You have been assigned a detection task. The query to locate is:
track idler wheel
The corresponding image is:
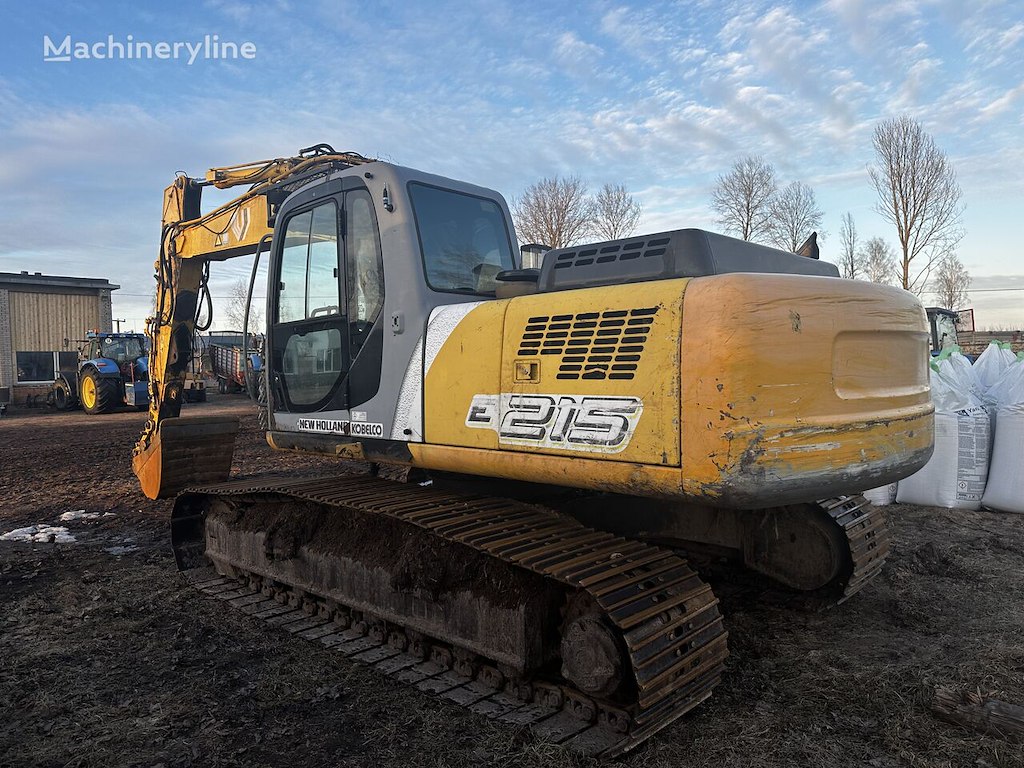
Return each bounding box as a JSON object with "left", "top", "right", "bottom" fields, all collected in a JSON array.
[
  {"left": 560, "top": 594, "right": 627, "bottom": 699},
  {"left": 741, "top": 504, "right": 850, "bottom": 592}
]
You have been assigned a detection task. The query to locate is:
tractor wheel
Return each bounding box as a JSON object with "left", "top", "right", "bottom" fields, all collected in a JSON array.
[
  {"left": 53, "top": 381, "right": 75, "bottom": 411},
  {"left": 218, "top": 378, "right": 228, "bottom": 395},
  {"left": 80, "top": 371, "right": 121, "bottom": 415}
]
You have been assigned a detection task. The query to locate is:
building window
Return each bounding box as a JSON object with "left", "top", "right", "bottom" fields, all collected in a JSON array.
[
  {"left": 16, "top": 352, "right": 56, "bottom": 383},
  {"left": 13, "top": 351, "right": 77, "bottom": 383},
  {"left": 58, "top": 352, "right": 78, "bottom": 373}
]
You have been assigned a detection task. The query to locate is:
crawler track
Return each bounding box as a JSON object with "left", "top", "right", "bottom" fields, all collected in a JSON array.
[
  {"left": 819, "top": 495, "right": 891, "bottom": 603},
  {"left": 172, "top": 475, "right": 730, "bottom": 756}
]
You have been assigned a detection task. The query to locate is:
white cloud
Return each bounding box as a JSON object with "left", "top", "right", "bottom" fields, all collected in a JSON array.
[
  {"left": 976, "top": 83, "right": 1024, "bottom": 122},
  {"left": 555, "top": 31, "right": 604, "bottom": 62},
  {"left": 996, "top": 22, "right": 1024, "bottom": 51},
  {"left": 888, "top": 55, "right": 943, "bottom": 111},
  {"left": 1, "top": 0, "right": 1023, "bottom": 327}
]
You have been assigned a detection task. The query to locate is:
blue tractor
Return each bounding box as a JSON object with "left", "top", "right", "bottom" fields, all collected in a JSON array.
[{"left": 50, "top": 332, "right": 150, "bottom": 414}]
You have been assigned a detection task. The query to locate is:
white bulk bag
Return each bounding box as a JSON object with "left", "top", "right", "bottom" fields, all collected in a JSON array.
[
  {"left": 985, "top": 357, "right": 1024, "bottom": 408},
  {"left": 896, "top": 367, "right": 991, "bottom": 510},
  {"left": 934, "top": 347, "right": 984, "bottom": 404},
  {"left": 974, "top": 341, "right": 1016, "bottom": 393},
  {"left": 981, "top": 361, "right": 1024, "bottom": 514},
  {"left": 939, "top": 347, "right": 997, "bottom": 453},
  {"left": 862, "top": 484, "right": 898, "bottom": 506}
]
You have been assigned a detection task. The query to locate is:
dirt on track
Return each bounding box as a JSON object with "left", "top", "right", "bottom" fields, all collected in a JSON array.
[{"left": 1, "top": 396, "right": 1023, "bottom": 768}]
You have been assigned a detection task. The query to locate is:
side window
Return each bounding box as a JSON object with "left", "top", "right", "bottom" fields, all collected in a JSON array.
[
  {"left": 276, "top": 203, "right": 341, "bottom": 322},
  {"left": 346, "top": 190, "right": 384, "bottom": 355},
  {"left": 274, "top": 201, "right": 344, "bottom": 407},
  {"left": 408, "top": 183, "right": 515, "bottom": 294},
  {"left": 308, "top": 205, "right": 341, "bottom": 317},
  {"left": 278, "top": 210, "right": 311, "bottom": 323}
]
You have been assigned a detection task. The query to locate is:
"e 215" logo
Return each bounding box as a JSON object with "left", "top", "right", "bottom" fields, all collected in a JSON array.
[{"left": 465, "top": 393, "right": 643, "bottom": 453}]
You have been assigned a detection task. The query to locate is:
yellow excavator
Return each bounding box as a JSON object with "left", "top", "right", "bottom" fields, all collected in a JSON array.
[{"left": 133, "top": 144, "right": 933, "bottom": 755}]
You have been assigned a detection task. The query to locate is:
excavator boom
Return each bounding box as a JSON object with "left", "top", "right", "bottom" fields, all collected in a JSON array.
[{"left": 133, "top": 146, "right": 373, "bottom": 499}]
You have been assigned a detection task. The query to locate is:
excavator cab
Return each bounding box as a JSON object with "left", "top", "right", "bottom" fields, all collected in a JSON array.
[
  {"left": 263, "top": 168, "right": 517, "bottom": 439},
  {"left": 133, "top": 157, "right": 523, "bottom": 498},
  {"left": 926, "top": 306, "right": 959, "bottom": 355}
]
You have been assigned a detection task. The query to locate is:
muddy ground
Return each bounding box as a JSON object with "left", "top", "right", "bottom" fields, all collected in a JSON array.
[{"left": 1, "top": 396, "right": 1022, "bottom": 768}]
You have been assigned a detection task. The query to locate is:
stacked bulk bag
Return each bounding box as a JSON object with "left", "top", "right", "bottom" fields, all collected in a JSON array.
[
  {"left": 976, "top": 341, "right": 1016, "bottom": 437},
  {"left": 974, "top": 341, "right": 1016, "bottom": 391},
  {"left": 862, "top": 484, "right": 898, "bottom": 506},
  {"left": 980, "top": 359, "right": 1024, "bottom": 514},
  {"left": 896, "top": 354, "right": 991, "bottom": 510},
  {"left": 940, "top": 346, "right": 985, "bottom": 403}
]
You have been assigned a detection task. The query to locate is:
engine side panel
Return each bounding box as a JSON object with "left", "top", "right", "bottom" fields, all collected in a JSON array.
[
  {"left": 423, "top": 280, "right": 686, "bottom": 467},
  {"left": 419, "top": 300, "right": 506, "bottom": 449}
]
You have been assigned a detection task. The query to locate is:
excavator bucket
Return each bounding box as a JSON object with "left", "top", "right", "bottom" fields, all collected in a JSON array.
[{"left": 133, "top": 416, "right": 240, "bottom": 499}]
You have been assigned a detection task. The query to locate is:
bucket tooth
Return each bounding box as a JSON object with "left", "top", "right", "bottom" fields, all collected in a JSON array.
[{"left": 133, "top": 416, "right": 240, "bottom": 499}]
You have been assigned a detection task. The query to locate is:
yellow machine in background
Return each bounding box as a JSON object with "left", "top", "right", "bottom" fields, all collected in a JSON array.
[{"left": 134, "top": 145, "right": 933, "bottom": 756}]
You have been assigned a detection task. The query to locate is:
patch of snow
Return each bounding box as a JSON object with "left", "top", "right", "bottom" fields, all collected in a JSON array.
[
  {"left": 59, "top": 510, "right": 102, "bottom": 522},
  {"left": 0, "top": 525, "right": 76, "bottom": 544},
  {"left": 105, "top": 545, "right": 139, "bottom": 556}
]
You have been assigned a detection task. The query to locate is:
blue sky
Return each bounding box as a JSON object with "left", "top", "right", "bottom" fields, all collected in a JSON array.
[{"left": 0, "top": 0, "right": 1021, "bottom": 329}]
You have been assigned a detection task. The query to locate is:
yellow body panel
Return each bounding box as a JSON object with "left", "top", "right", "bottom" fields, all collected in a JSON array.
[
  {"left": 415, "top": 272, "right": 933, "bottom": 507},
  {"left": 423, "top": 300, "right": 506, "bottom": 450},
  {"left": 678, "top": 274, "right": 933, "bottom": 505},
  {"left": 423, "top": 281, "right": 685, "bottom": 466},
  {"left": 407, "top": 442, "right": 684, "bottom": 497}
]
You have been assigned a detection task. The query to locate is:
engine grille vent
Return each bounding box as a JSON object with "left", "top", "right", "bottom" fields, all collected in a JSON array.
[
  {"left": 516, "top": 307, "right": 659, "bottom": 380},
  {"left": 551, "top": 237, "right": 671, "bottom": 271}
]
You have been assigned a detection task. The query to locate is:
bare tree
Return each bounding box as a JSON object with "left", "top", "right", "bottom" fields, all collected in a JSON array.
[
  {"left": 869, "top": 116, "right": 964, "bottom": 294},
  {"left": 711, "top": 155, "right": 778, "bottom": 242},
  {"left": 223, "top": 278, "right": 264, "bottom": 334},
  {"left": 592, "top": 183, "right": 642, "bottom": 241},
  {"left": 512, "top": 175, "right": 594, "bottom": 249},
  {"left": 838, "top": 212, "right": 862, "bottom": 279},
  {"left": 933, "top": 253, "right": 971, "bottom": 310},
  {"left": 861, "top": 237, "right": 896, "bottom": 285},
  {"left": 767, "top": 181, "right": 824, "bottom": 252}
]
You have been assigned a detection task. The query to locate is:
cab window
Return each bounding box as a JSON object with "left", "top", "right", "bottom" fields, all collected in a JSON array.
[
  {"left": 408, "top": 183, "right": 515, "bottom": 294},
  {"left": 935, "top": 314, "right": 957, "bottom": 349},
  {"left": 346, "top": 190, "right": 384, "bottom": 355},
  {"left": 274, "top": 200, "right": 344, "bottom": 407},
  {"left": 277, "top": 204, "right": 340, "bottom": 322}
]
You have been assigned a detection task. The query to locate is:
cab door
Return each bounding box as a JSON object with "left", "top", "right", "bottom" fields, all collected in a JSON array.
[{"left": 269, "top": 184, "right": 385, "bottom": 415}]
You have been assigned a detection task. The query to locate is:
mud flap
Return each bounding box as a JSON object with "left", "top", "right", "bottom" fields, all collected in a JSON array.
[{"left": 133, "top": 416, "right": 240, "bottom": 499}]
